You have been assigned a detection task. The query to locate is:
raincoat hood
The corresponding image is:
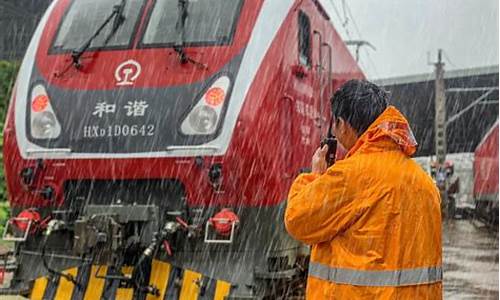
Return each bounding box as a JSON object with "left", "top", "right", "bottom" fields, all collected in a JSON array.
[{"left": 346, "top": 106, "right": 418, "bottom": 158}]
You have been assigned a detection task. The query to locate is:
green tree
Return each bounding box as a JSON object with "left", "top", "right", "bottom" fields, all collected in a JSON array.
[
  {"left": 0, "top": 61, "right": 19, "bottom": 231},
  {"left": 0, "top": 61, "right": 18, "bottom": 128}
]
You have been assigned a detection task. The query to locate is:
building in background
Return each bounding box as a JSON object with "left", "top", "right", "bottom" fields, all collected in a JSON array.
[
  {"left": 382, "top": 66, "right": 498, "bottom": 208},
  {"left": 376, "top": 66, "right": 499, "bottom": 157}
]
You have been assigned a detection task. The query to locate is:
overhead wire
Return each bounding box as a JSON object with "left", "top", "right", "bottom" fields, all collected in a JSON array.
[
  {"left": 341, "top": 0, "right": 350, "bottom": 29},
  {"left": 329, "top": 0, "right": 343, "bottom": 21},
  {"left": 327, "top": 0, "right": 352, "bottom": 39},
  {"left": 325, "top": 0, "right": 372, "bottom": 73},
  {"left": 442, "top": 50, "right": 457, "bottom": 68},
  {"left": 342, "top": 0, "right": 380, "bottom": 78},
  {"left": 326, "top": 0, "right": 369, "bottom": 73},
  {"left": 344, "top": 1, "right": 362, "bottom": 38}
]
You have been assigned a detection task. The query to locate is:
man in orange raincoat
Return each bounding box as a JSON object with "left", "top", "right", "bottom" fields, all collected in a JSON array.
[{"left": 285, "top": 80, "right": 442, "bottom": 299}]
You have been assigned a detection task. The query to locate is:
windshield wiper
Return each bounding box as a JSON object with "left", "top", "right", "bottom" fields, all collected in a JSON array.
[
  {"left": 173, "top": 0, "right": 208, "bottom": 70},
  {"left": 174, "top": 0, "right": 189, "bottom": 61},
  {"left": 71, "top": 0, "right": 127, "bottom": 69}
]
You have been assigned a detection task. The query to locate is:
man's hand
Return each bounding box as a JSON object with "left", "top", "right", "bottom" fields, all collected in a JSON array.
[{"left": 312, "top": 144, "right": 328, "bottom": 174}]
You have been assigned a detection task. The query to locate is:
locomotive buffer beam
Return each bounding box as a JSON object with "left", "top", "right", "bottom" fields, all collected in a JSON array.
[
  {"left": 74, "top": 204, "right": 160, "bottom": 255},
  {"left": 82, "top": 204, "right": 161, "bottom": 223}
]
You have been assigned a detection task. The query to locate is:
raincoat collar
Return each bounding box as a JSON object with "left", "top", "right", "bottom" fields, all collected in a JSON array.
[{"left": 346, "top": 106, "right": 418, "bottom": 158}]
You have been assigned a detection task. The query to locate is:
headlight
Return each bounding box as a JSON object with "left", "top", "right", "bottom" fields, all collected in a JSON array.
[
  {"left": 181, "top": 76, "right": 230, "bottom": 135},
  {"left": 30, "top": 84, "right": 61, "bottom": 139},
  {"left": 188, "top": 106, "right": 218, "bottom": 133},
  {"left": 32, "top": 111, "right": 58, "bottom": 138}
]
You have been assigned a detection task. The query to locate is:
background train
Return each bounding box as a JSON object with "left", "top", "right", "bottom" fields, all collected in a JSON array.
[
  {"left": 1, "top": 0, "right": 363, "bottom": 299},
  {"left": 473, "top": 121, "right": 499, "bottom": 227}
]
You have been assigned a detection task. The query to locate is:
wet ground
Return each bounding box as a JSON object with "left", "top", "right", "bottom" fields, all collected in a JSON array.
[{"left": 443, "top": 219, "right": 499, "bottom": 299}]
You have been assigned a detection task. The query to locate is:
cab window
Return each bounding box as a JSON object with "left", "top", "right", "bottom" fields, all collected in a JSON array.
[
  {"left": 52, "top": 0, "right": 144, "bottom": 52},
  {"left": 298, "top": 11, "right": 312, "bottom": 67},
  {"left": 142, "top": 0, "right": 243, "bottom": 47}
]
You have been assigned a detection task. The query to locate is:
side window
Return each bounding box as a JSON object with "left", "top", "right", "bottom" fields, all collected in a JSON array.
[{"left": 298, "top": 11, "right": 312, "bottom": 67}]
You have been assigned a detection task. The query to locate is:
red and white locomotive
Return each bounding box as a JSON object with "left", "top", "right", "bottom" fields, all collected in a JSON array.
[
  {"left": 3, "top": 0, "right": 363, "bottom": 298},
  {"left": 473, "top": 121, "right": 499, "bottom": 227}
]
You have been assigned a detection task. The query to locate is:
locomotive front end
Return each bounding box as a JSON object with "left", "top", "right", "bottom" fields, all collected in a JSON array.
[{"left": 2, "top": 0, "right": 307, "bottom": 299}]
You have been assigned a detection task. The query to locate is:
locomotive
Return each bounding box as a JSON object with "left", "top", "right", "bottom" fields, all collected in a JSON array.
[
  {"left": 473, "top": 121, "right": 499, "bottom": 227},
  {"left": 2, "top": 0, "right": 363, "bottom": 299}
]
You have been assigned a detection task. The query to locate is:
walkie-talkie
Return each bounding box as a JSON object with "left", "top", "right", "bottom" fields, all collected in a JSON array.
[{"left": 320, "top": 117, "right": 338, "bottom": 167}]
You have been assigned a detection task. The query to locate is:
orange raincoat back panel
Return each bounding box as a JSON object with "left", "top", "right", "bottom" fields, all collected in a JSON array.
[{"left": 285, "top": 106, "right": 442, "bottom": 299}]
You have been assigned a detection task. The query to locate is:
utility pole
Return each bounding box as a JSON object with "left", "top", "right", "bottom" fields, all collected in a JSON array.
[
  {"left": 434, "top": 49, "right": 446, "bottom": 165},
  {"left": 432, "top": 49, "right": 454, "bottom": 219}
]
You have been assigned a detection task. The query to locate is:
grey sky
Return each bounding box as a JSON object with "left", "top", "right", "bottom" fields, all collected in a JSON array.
[{"left": 320, "top": 0, "right": 499, "bottom": 79}]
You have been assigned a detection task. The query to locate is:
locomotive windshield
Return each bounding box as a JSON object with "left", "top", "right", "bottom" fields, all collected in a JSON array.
[
  {"left": 27, "top": 0, "right": 245, "bottom": 153},
  {"left": 142, "top": 0, "right": 243, "bottom": 47},
  {"left": 52, "top": 0, "right": 144, "bottom": 52}
]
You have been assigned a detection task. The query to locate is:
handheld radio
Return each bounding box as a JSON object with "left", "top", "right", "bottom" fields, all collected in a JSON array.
[{"left": 320, "top": 117, "right": 338, "bottom": 167}]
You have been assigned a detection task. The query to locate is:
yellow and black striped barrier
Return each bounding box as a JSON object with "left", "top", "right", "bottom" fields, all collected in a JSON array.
[{"left": 29, "top": 260, "right": 231, "bottom": 300}]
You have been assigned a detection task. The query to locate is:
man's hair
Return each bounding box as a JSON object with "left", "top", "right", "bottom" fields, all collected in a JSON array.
[{"left": 331, "top": 79, "right": 389, "bottom": 135}]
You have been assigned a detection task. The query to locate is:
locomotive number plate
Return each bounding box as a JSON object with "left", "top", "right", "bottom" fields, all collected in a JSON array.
[{"left": 82, "top": 124, "right": 156, "bottom": 138}]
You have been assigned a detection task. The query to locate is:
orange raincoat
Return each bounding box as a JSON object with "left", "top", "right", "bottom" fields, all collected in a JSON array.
[{"left": 285, "top": 106, "right": 442, "bottom": 299}]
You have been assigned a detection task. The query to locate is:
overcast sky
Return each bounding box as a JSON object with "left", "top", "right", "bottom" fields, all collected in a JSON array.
[{"left": 320, "top": 0, "right": 499, "bottom": 79}]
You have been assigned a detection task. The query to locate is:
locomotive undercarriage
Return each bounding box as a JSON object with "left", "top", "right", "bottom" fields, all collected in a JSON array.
[
  {"left": 474, "top": 198, "right": 499, "bottom": 230},
  {"left": 5, "top": 179, "right": 307, "bottom": 299}
]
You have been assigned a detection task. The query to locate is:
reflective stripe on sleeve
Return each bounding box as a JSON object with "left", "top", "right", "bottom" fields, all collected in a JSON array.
[{"left": 308, "top": 262, "right": 442, "bottom": 287}]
